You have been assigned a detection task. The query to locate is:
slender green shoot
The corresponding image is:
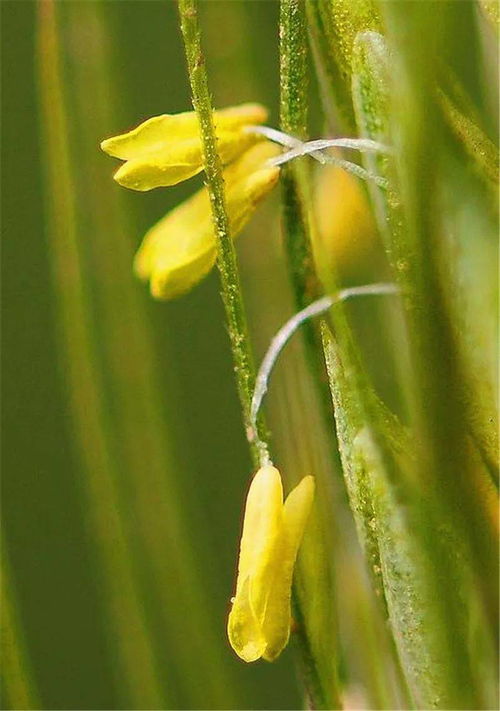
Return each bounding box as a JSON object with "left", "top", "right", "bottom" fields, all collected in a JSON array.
[
  {"left": 177, "top": 0, "right": 267, "bottom": 467},
  {"left": 280, "top": 0, "right": 319, "bottom": 312}
]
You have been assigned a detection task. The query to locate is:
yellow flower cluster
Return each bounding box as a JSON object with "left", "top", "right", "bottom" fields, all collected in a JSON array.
[
  {"left": 101, "top": 104, "right": 280, "bottom": 299},
  {"left": 228, "top": 466, "right": 314, "bottom": 662}
]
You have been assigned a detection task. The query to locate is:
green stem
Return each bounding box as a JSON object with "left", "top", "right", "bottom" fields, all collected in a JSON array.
[
  {"left": 177, "top": 0, "right": 265, "bottom": 467},
  {"left": 280, "top": 0, "right": 319, "bottom": 313}
]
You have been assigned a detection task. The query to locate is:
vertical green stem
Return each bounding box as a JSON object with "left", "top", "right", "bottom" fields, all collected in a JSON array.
[
  {"left": 177, "top": 0, "right": 265, "bottom": 466},
  {"left": 280, "top": 0, "right": 319, "bottom": 311}
]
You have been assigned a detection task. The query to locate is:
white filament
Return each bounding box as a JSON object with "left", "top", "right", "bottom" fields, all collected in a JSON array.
[
  {"left": 270, "top": 137, "right": 392, "bottom": 164},
  {"left": 245, "top": 125, "right": 391, "bottom": 188},
  {"left": 250, "top": 283, "right": 399, "bottom": 433}
]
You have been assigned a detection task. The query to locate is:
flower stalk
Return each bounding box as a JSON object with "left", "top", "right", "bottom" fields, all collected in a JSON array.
[{"left": 177, "top": 0, "right": 268, "bottom": 466}]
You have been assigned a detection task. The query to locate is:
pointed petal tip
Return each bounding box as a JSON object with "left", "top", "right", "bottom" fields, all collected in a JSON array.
[
  {"left": 113, "top": 163, "right": 150, "bottom": 191},
  {"left": 100, "top": 137, "right": 112, "bottom": 154},
  {"left": 292, "top": 474, "right": 315, "bottom": 498},
  {"left": 254, "top": 464, "right": 282, "bottom": 485}
]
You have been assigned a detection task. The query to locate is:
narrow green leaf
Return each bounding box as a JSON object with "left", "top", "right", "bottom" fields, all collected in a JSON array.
[
  {"left": 380, "top": 2, "right": 498, "bottom": 632},
  {"left": 351, "top": 14, "right": 498, "bottom": 707},
  {"left": 306, "top": 0, "right": 355, "bottom": 131},
  {"left": 306, "top": 0, "right": 381, "bottom": 131},
  {"left": 438, "top": 87, "right": 498, "bottom": 190},
  {"left": 280, "top": 0, "right": 320, "bottom": 312},
  {"left": 321, "top": 322, "right": 489, "bottom": 709},
  {"left": 351, "top": 30, "right": 406, "bottom": 272},
  {"left": 328, "top": 0, "right": 382, "bottom": 80}
]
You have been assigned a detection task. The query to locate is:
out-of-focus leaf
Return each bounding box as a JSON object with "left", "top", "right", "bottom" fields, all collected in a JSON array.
[
  {"left": 306, "top": 0, "right": 381, "bottom": 132},
  {"left": 380, "top": 3, "right": 498, "bottom": 634},
  {"left": 478, "top": 0, "right": 500, "bottom": 28},
  {"left": 37, "top": 3, "right": 166, "bottom": 706},
  {"left": 438, "top": 84, "right": 498, "bottom": 191},
  {"left": 321, "top": 322, "right": 491, "bottom": 709}
]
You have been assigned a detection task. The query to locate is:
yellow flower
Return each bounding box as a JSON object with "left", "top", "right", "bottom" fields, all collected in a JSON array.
[
  {"left": 227, "top": 466, "right": 315, "bottom": 663},
  {"left": 134, "top": 142, "right": 281, "bottom": 300},
  {"left": 100, "top": 103, "right": 267, "bottom": 191}
]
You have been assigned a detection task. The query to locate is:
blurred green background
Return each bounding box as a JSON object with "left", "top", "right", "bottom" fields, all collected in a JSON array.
[
  {"left": 2, "top": 1, "right": 498, "bottom": 710},
  {"left": 2, "top": 1, "right": 308, "bottom": 708}
]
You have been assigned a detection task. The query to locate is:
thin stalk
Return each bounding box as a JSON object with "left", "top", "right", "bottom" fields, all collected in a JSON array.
[
  {"left": 280, "top": 0, "right": 318, "bottom": 312},
  {"left": 1, "top": 548, "right": 39, "bottom": 710},
  {"left": 177, "top": 0, "right": 266, "bottom": 467}
]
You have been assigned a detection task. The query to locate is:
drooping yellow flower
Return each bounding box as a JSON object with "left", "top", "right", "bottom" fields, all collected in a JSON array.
[
  {"left": 100, "top": 103, "right": 267, "bottom": 191},
  {"left": 228, "top": 466, "right": 315, "bottom": 663},
  {"left": 134, "top": 142, "right": 281, "bottom": 300}
]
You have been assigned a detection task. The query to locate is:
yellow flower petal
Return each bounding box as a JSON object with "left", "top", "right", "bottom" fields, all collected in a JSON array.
[
  {"left": 100, "top": 103, "right": 268, "bottom": 191},
  {"left": 261, "top": 475, "right": 315, "bottom": 662},
  {"left": 134, "top": 142, "right": 281, "bottom": 300},
  {"left": 236, "top": 466, "right": 283, "bottom": 585},
  {"left": 227, "top": 577, "right": 267, "bottom": 663},
  {"left": 227, "top": 468, "right": 315, "bottom": 663},
  {"left": 113, "top": 130, "right": 260, "bottom": 191},
  {"left": 227, "top": 466, "right": 283, "bottom": 662},
  {"left": 101, "top": 104, "right": 267, "bottom": 159}
]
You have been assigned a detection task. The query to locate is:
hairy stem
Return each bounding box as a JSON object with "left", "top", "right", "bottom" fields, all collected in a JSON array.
[
  {"left": 177, "top": 0, "right": 267, "bottom": 466},
  {"left": 280, "top": 0, "right": 318, "bottom": 311}
]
